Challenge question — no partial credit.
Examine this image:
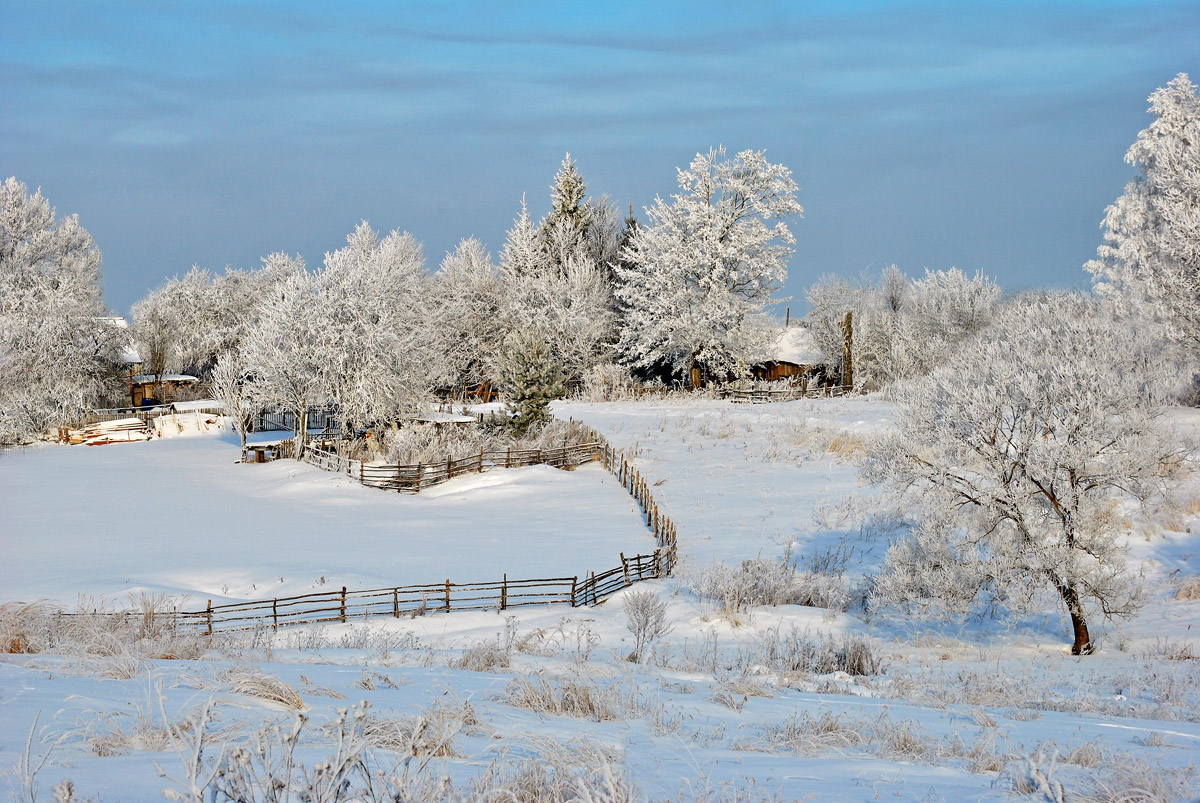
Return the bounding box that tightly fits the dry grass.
[0,595,210,663]
[222,667,305,710]
[1175,575,1200,601]
[0,601,56,654]
[501,673,640,722]
[360,703,471,759]
[826,432,866,458]
[469,736,634,803]
[452,640,512,672]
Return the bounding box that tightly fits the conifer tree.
[1087,73,1200,353]
[498,328,566,435]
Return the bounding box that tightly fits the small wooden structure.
[130,374,200,407]
[751,325,823,382]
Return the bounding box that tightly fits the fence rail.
[718,384,852,403]
[74,403,225,428]
[311,441,606,493]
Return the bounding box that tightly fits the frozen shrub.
[378,417,602,465]
[623,590,672,663]
[577,362,640,402]
[752,627,883,678]
[685,553,853,619]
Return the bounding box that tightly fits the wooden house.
[752,325,824,382]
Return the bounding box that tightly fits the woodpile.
[60,417,151,445]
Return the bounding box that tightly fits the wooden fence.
[75,403,225,428]
[252,405,340,435]
[304,442,606,493]
[161,433,681,633]
[718,384,852,403]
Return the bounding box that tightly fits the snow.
[131,374,199,384]
[169,399,223,412]
[2,396,1198,800]
[1,427,656,606]
[769,324,823,365]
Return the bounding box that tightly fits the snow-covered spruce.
[1087,73,1200,356]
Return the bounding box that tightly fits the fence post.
[272,599,278,631]
[570,576,577,607]
[478,447,484,474]
[501,574,507,611]
[654,548,662,578]
[417,463,423,492]
[621,553,630,586]
[444,579,451,612]
[393,588,399,618]
[340,587,347,623]
[206,600,213,635]
[507,447,511,468]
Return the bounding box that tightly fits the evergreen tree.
[498,328,566,435]
[540,153,593,275]
[499,197,545,278]
[1086,73,1200,353]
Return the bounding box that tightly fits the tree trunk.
[840,310,854,389]
[295,403,309,459]
[1057,580,1093,655]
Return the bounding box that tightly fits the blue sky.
[2,1,1197,314]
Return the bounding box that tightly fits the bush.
[623,590,672,663]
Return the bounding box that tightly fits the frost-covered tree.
[240,260,323,456]
[616,148,803,385]
[866,293,1181,655]
[499,198,546,278]
[1087,73,1200,353]
[317,222,437,434]
[497,328,565,435]
[804,273,862,381]
[897,268,999,378]
[210,348,258,452]
[805,266,999,389]
[540,153,593,275]
[433,237,506,398]
[0,177,119,441]
[133,265,267,381]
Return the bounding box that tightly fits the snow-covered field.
[2,427,656,605]
[2,397,1198,801]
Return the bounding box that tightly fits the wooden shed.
[130,374,200,407]
[752,325,824,382]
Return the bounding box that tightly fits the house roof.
[131,374,200,385]
[768,325,824,365]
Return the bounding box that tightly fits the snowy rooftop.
[767,324,823,365]
[413,411,478,424]
[131,374,199,385]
